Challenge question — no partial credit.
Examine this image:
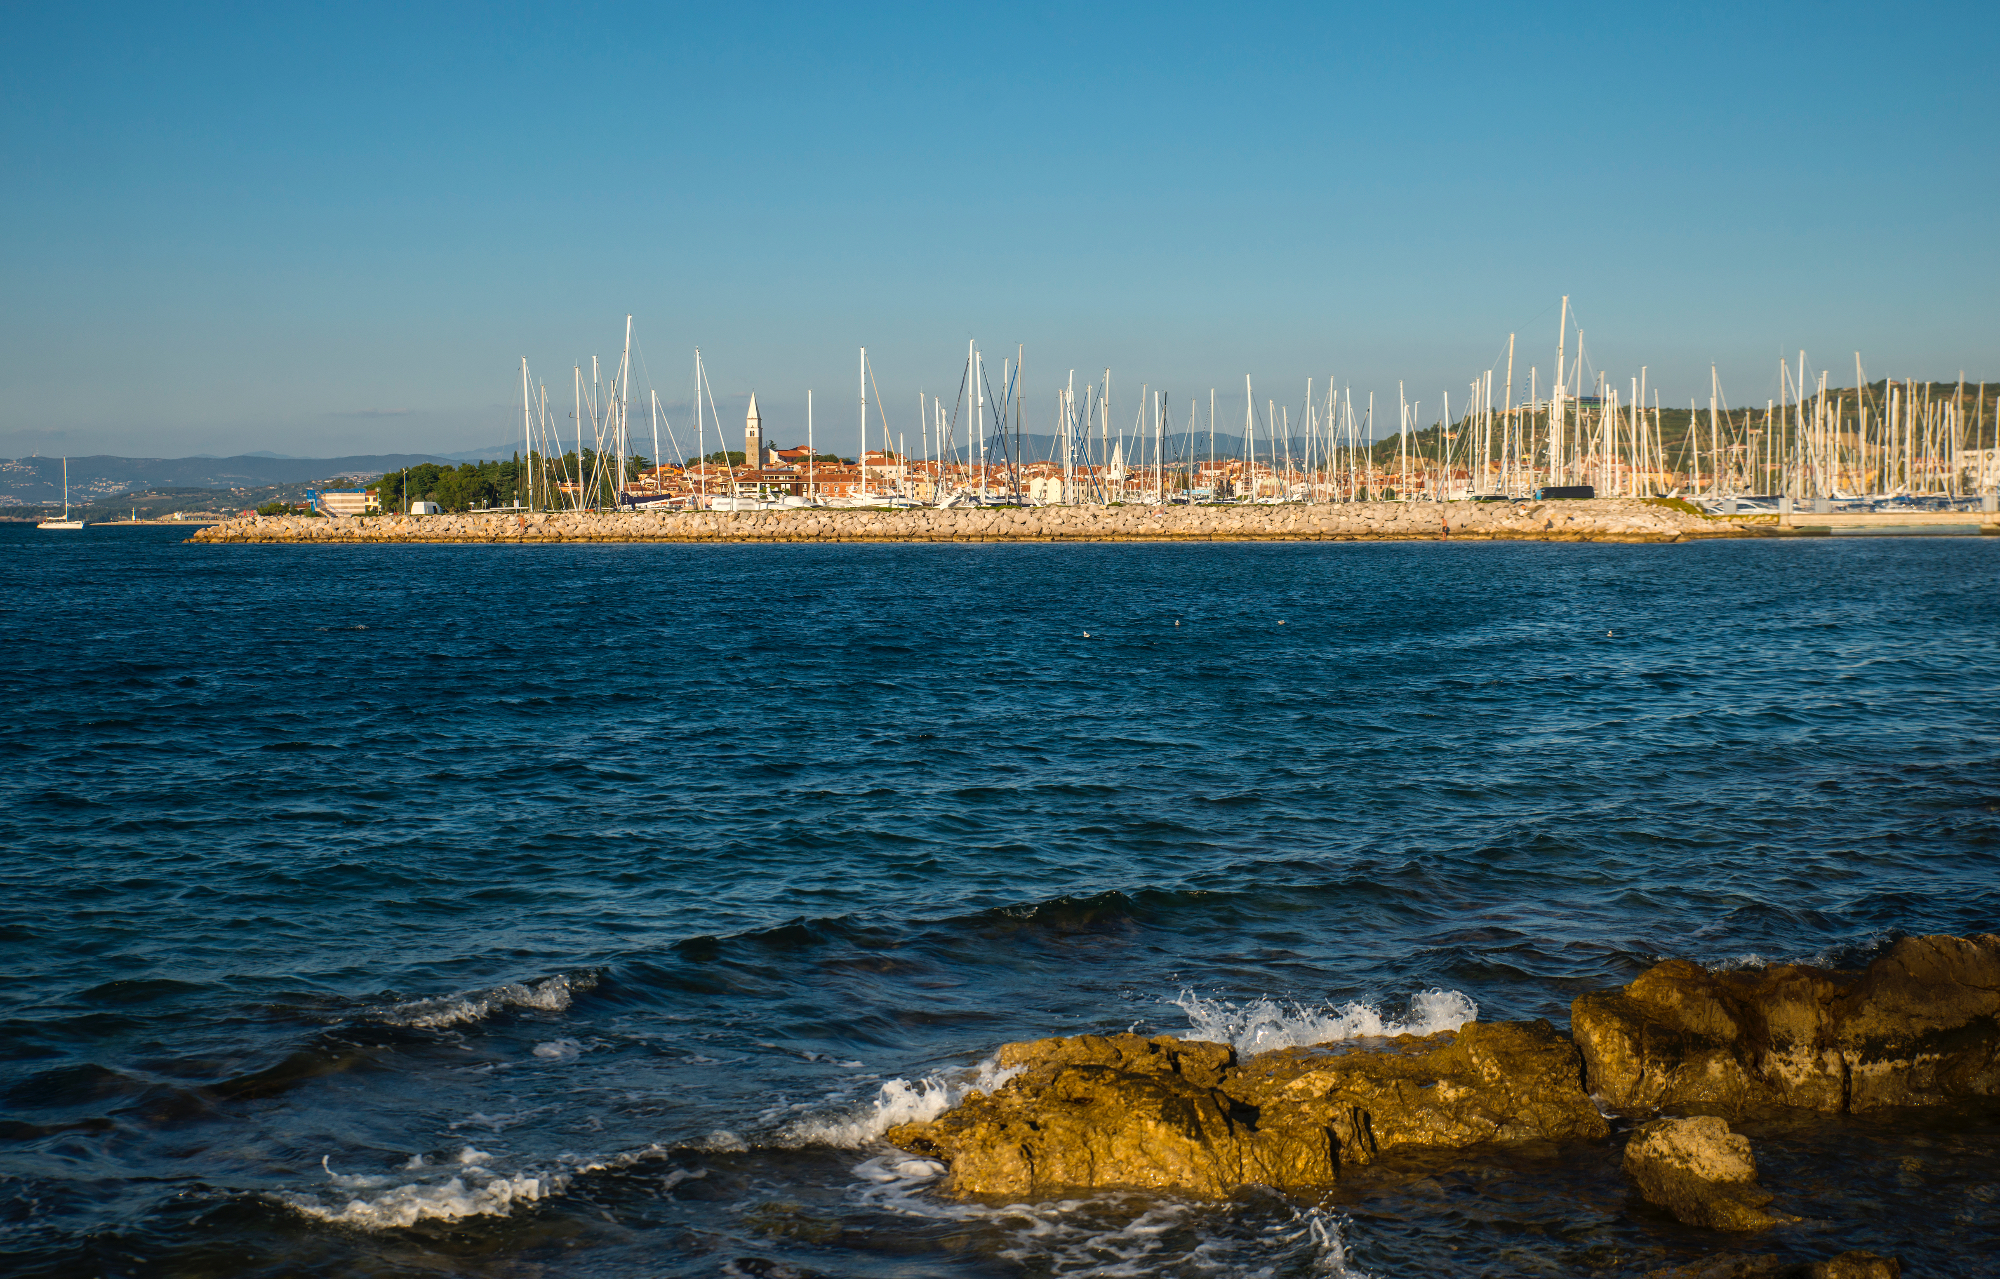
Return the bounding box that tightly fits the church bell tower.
[745,393,763,465]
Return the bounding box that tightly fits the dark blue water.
[2,525,1996,1277]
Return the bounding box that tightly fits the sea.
[2,524,1996,1278]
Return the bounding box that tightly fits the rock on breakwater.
[186,498,1738,545]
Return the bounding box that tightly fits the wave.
[782,1056,1024,1148]
[1173,987,1477,1057]
[368,972,597,1030]
[847,1155,1371,1277]
[278,1148,568,1229]
[779,987,1476,1151]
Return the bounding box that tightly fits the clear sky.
[3,1,1995,460]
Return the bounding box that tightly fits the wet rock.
[885,1020,1607,1199]
[1573,934,2000,1116]
[1644,1250,1900,1279]
[1622,1115,1785,1231]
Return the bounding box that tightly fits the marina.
[361,308,1998,525]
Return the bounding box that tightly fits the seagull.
[1278,620,1286,626]
[1082,632,1091,638]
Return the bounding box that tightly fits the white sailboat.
[38,458,86,529]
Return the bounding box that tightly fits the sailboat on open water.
[38,458,86,530]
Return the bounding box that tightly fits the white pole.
[521,356,534,512]
[1244,375,1255,501]
[1503,334,1514,496]
[1551,296,1568,484]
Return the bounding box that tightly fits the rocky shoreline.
[880,934,1996,1272]
[185,497,1747,545]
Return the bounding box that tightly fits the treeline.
[375,451,649,512]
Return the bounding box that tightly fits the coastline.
[186,497,1750,545]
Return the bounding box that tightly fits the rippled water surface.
[2,525,1996,1277]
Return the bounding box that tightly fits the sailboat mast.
[1550,296,1568,485]
[521,357,534,512]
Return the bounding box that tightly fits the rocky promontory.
[185,498,1740,545]
[885,933,1998,1201]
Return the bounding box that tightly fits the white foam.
[1174,987,1477,1057]
[783,1056,1024,1148]
[845,1163,1372,1279]
[282,1149,567,1229]
[373,972,595,1030]
[532,1038,583,1061]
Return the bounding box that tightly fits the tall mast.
[1550,296,1568,484]
[1709,365,1720,496]
[619,314,632,505]
[1244,375,1255,500]
[1503,334,1514,495]
[1399,382,1407,498]
[860,346,869,498]
[521,356,534,512]
[695,349,705,503]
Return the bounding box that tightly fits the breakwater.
[188,497,1738,544]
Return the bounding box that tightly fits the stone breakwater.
[186,498,1742,545]
[884,933,2000,1201]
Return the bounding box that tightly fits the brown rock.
[885,1020,1607,1199]
[1645,1251,1900,1279]
[1622,1115,1786,1231]
[1574,934,2000,1116]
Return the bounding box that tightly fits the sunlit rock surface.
[1573,934,2000,1116]
[884,1020,1607,1198]
[1622,1115,1786,1231]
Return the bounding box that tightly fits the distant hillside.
[0,454,453,505]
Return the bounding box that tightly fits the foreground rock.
[1646,1251,1901,1279]
[1622,1115,1786,1231]
[1573,933,2000,1116]
[185,498,1737,546]
[884,1020,1607,1198]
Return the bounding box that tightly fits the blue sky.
[3,1,1995,459]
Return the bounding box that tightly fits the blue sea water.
[1,524,1996,1278]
